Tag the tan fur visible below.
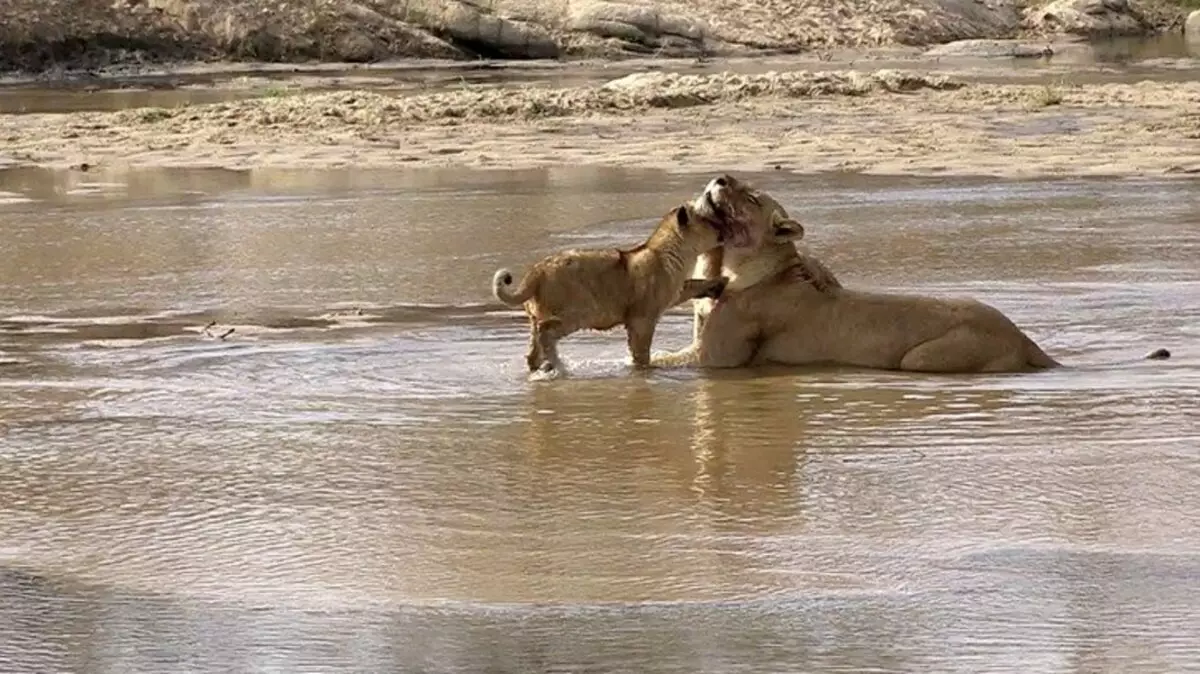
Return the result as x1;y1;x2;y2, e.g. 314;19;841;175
492;204;729;374
656;175;1063;374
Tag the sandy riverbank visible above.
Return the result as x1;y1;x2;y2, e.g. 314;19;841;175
2;67;1198;178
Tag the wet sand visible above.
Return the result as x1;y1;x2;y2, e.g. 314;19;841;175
3;57;1200;178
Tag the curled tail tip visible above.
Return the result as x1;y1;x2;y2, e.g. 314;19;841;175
491;268;513;299
1145;347;1171;361
492;268;525;305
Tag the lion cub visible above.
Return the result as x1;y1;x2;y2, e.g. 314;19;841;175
492;203;730;375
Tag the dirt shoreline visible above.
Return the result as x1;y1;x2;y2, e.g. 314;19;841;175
2;66;1199;179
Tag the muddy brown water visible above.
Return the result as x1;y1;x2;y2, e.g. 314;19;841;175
1;165;1199;672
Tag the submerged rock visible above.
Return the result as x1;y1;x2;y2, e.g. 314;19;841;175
923;38;1055;58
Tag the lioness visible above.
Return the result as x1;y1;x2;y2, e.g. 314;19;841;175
657;175;1072;373
493;203;730;375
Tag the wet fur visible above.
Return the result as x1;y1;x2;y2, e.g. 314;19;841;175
656;175;1066;374
492;204;729;375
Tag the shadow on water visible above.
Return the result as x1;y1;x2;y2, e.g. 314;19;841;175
1;164;1199;673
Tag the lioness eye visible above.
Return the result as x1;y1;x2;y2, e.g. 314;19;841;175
747;194;761;206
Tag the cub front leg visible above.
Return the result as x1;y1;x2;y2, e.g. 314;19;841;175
625;317;658;369
673;276;729;307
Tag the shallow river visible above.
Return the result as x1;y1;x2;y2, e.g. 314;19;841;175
1;166;1198;673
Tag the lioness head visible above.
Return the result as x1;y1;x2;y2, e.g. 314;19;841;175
691;174;805;248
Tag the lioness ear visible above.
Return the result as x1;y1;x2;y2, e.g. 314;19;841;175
772;217;804;242
675;205;689;228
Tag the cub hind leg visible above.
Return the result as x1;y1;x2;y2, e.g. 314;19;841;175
675;276;730;306
625;316;660;369
524;320;543;372
534;316;570;374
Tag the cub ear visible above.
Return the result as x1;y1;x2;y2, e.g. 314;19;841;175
771;215;804;242
675;205;689;228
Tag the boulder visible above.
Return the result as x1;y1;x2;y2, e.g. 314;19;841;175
394;0;560;58
565;0;708;49
1023;0;1151;37
1186;10;1200;38
889;0;1023;45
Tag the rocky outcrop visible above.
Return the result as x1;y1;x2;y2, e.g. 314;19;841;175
0;0;720;72
0;0;1189;75
0;0;470;73
389;0;713;58
1022;0;1153;37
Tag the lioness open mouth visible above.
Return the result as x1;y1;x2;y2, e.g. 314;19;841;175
704;192;735;244
705;191;720;215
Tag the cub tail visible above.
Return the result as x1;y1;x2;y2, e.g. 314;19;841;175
492;268;536;306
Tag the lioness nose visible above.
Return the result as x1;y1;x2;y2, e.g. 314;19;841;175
714;177;727;187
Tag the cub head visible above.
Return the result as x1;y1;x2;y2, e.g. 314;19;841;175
691;174;805;248
661;202;723;251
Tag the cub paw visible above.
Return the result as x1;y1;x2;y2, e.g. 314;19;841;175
699;277;730;300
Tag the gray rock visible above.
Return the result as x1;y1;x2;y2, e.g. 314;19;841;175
888;0;1022;46
923;38;1054;58
1023;0;1150;37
